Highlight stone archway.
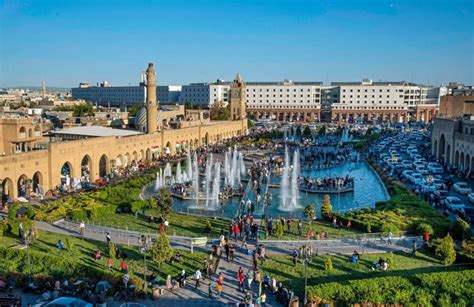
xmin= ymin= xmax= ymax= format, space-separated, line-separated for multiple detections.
xmin=139 ymin=150 xmax=144 ymax=162
xmin=32 ymin=171 xmax=43 ymax=194
xmin=433 ymin=140 xmax=438 ymax=157
xmin=466 ymin=154 xmax=471 ymax=172
xmin=204 ymin=132 xmax=209 ymax=145
xmin=145 ymin=149 xmax=151 ymax=161
xmin=124 ymin=153 xmax=131 ymax=167
xmin=116 ymin=154 xmax=123 ymax=168
xmin=60 ymin=162 xmax=73 ymax=186
xmin=1 ymin=177 xmax=14 ymax=203
xmin=446 ymin=144 xmax=451 ymax=165
xmin=460 ymin=152 xmax=465 ymax=171
xmin=455 ymin=150 xmax=460 ymax=166
xmin=132 ymin=151 xmax=138 ymax=163
xmin=99 ymin=154 xmax=109 ymax=178
xmin=81 ymin=155 xmax=92 ymax=181
xmin=17 ymin=174 xmax=29 ymax=198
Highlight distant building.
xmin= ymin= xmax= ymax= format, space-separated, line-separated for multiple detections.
xmin=0 ymin=115 xmax=42 ymax=155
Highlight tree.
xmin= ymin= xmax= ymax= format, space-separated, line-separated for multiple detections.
xmin=71 ymin=103 xmax=95 ymax=117
xmin=417 ymin=223 xmax=434 ymax=236
xmin=302 ymin=126 xmax=312 ymax=138
xmin=156 ymin=188 xmax=173 ymax=219
xmin=453 ymin=218 xmax=471 ymax=240
xmin=151 ymin=232 xmax=174 ymax=267
xmin=247 ymin=118 xmax=255 ymax=129
xmin=325 ymin=256 xmax=333 ymax=273
xmin=435 ymin=234 xmax=456 ymax=265
xmin=210 ymin=100 xmax=230 ymax=120
xmin=128 ymin=103 xmax=143 ymax=117
xmin=318 ymin=125 xmax=327 ymax=136
xmin=321 ymin=194 xmax=332 ymax=218
xmin=274 ymin=223 xmax=284 ymax=238
xmin=304 ymin=205 xmax=315 ymax=229
xmin=108 ymin=242 xmax=116 ymax=259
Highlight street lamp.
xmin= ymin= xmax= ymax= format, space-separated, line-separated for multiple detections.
xmin=140 ymin=234 xmax=152 ymax=296
xmin=301 ymin=243 xmax=313 ymax=305
xmin=24 ymin=227 xmax=35 ymax=282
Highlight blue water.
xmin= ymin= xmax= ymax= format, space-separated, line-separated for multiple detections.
xmin=143 ymin=162 xmax=389 ymax=220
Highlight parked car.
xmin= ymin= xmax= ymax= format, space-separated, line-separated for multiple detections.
xmin=44 ymin=297 xmax=93 ymax=307
xmin=416 ymin=166 xmax=429 ymax=176
xmin=453 ymin=182 xmax=472 ymax=195
xmin=402 ymin=170 xmax=414 ymax=180
xmin=445 ymin=196 xmax=465 ymax=212
xmin=409 ymin=172 xmax=424 ymax=185
xmin=428 ymin=162 xmax=444 ymax=174
xmin=468 ymin=193 xmax=474 ymax=204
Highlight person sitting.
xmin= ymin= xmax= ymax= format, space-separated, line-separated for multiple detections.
xmin=371 ymin=257 xmax=387 ymax=270
xmin=351 ymin=251 xmax=360 ymax=263
xmin=56 ymin=240 xmax=64 ymax=250
xmin=95 ymin=249 xmax=102 ymax=261
xmin=150 ymin=273 xmax=160 ymax=288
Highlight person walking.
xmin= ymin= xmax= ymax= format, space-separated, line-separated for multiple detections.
xmin=208 ymin=282 xmax=214 ymax=300
xmin=237 ymin=267 xmax=245 ymax=292
xmin=106 ymin=232 xmax=111 ymax=246
xmin=79 ymin=221 xmax=85 ymax=236
xmin=216 ymin=283 xmax=223 ymax=299
xmin=229 ymin=243 xmax=235 ymax=261
xmin=217 ymin=272 xmax=224 ymax=286
xmin=194 ymin=269 xmax=202 ymax=288
xmin=246 ymin=269 xmax=254 ymax=290
xmin=260 ymin=292 xmax=267 ymax=307
xmin=107 ymin=258 xmax=112 ymax=270
xmin=225 ymin=242 xmax=230 ymax=261
xmin=120 ymin=259 xmax=128 ymax=273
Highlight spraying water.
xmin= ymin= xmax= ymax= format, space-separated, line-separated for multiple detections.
xmin=280 ymin=146 xmax=290 ymax=208
xmin=176 ymin=162 xmax=182 ymax=184
xmin=205 ymin=154 xmax=213 ymax=207
xmin=290 ymin=149 xmax=300 ymax=208
xmin=192 ymin=152 xmax=199 ymax=197
xmin=210 ymin=162 xmax=221 ymax=209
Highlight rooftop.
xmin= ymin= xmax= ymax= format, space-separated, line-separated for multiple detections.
xmin=52 ymin=126 xmax=143 ymax=137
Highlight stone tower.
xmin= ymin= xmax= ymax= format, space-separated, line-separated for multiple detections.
xmin=229 ymin=73 xmax=246 ymax=121
xmin=41 ymin=81 xmax=46 ymax=99
xmin=146 ymin=63 xmax=158 ymax=134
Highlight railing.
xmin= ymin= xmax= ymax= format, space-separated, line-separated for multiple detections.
xmin=259 ymin=229 xmax=418 ymax=242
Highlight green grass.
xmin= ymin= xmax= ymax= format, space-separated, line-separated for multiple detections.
xmin=88 ymin=210 xmax=229 ymax=238
xmin=260 ymin=251 xmax=465 ymax=298
xmin=264 ymin=220 xmax=362 ymax=240
xmin=0 ymin=229 xmax=206 ymax=284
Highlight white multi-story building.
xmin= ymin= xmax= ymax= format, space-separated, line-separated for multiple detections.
xmin=72 ymin=83 xmax=181 ymax=106
xmin=178 ymin=81 xmax=229 ymax=106
xmin=330 ymin=80 xmax=432 ymax=123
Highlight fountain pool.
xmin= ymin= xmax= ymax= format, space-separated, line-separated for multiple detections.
xmin=142 ymin=161 xmax=389 ymax=219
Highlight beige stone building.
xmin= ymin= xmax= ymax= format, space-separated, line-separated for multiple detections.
xmin=431 ymin=93 xmax=474 ymax=176
xmin=0 ymin=64 xmax=247 ymax=201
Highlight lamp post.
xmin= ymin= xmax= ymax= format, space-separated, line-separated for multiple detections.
xmin=302 ymin=242 xmax=313 ymax=305
xmin=140 ymin=234 xmax=151 ymax=296
xmin=25 ymin=227 xmax=34 ymax=282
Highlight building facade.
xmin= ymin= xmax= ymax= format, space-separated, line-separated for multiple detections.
xmin=431 ymin=93 xmax=474 ymax=176
xmin=0 ymin=116 xmax=43 ymax=155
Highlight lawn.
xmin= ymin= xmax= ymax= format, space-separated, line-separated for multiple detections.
xmin=259 ymin=251 xmax=468 ymax=299
xmin=88 ymin=210 xmax=229 ymax=238
xmin=264 ymin=220 xmax=363 ymax=241
xmin=0 ymin=229 xmax=206 ymax=287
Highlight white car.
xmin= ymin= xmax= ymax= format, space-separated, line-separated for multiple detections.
xmin=410 ymin=172 xmax=424 ymax=185
xmin=453 ymin=182 xmax=472 ymax=195
xmin=468 ymin=193 xmax=474 ymax=204
xmin=427 ymin=162 xmax=443 ymax=173
xmin=416 ymin=166 xmax=429 ymax=175
xmin=445 ymin=196 xmax=465 ymax=212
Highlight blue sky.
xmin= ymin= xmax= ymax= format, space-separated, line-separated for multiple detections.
xmin=0 ymin=0 xmax=472 ymax=87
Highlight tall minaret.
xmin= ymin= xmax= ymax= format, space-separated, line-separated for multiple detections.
xmin=41 ymin=81 xmax=46 ymax=99
xmin=146 ymin=63 xmax=158 ymax=134
xmin=229 ymin=73 xmax=246 ymax=121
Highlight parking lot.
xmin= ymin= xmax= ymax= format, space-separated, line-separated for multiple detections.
xmin=369 ymin=126 xmax=474 ymax=225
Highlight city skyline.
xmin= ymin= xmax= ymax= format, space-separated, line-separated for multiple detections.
xmin=1 ymin=0 xmax=473 ymax=88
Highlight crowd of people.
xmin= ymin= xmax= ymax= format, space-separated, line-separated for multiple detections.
xmin=300 ymin=174 xmax=355 ymax=192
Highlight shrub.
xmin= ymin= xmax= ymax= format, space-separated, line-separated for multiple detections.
xmin=108 ymin=242 xmax=116 ymax=259
xmin=324 ymin=256 xmax=333 ymax=273
xmin=386 ymin=251 xmax=395 ymax=266
xmin=151 ymin=232 xmax=173 ymax=267
xmin=417 ymin=223 xmax=434 ymax=236
xmin=274 ymin=223 xmax=284 ymax=238
xmin=435 ymin=234 xmax=456 ymax=265
xmin=205 ymin=220 xmax=212 ymax=234
xmin=452 ymin=218 xmax=471 ymax=241
xmin=321 ymin=195 xmax=332 ymax=218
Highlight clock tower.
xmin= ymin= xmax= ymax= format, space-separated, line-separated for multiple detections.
xmin=229 ymin=73 xmax=246 ymax=121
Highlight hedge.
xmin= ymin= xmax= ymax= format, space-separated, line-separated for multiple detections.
xmin=308 ymin=269 xmax=474 ymax=306
xmin=34 ymin=174 xmax=155 ymax=222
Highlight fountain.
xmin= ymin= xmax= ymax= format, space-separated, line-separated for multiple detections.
xmin=176 ymin=162 xmax=182 ymax=183
xmin=154 ymin=169 xmax=165 ymax=191
xmin=280 ymin=147 xmax=301 ymax=211
xmin=290 ymin=149 xmax=300 ymax=208
xmin=192 ymin=152 xmax=199 ymax=197
xmin=186 ymin=153 xmax=193 ymax=182
xmin=341 ymin=128 xmax=352 ymax=142
xmin=205 ymin=154 xmax=213 ymax=207
xmin=210 ymin=162 xmax=221 ymax=209
xmin=280 ymin=146 xmax=290 ymax=208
